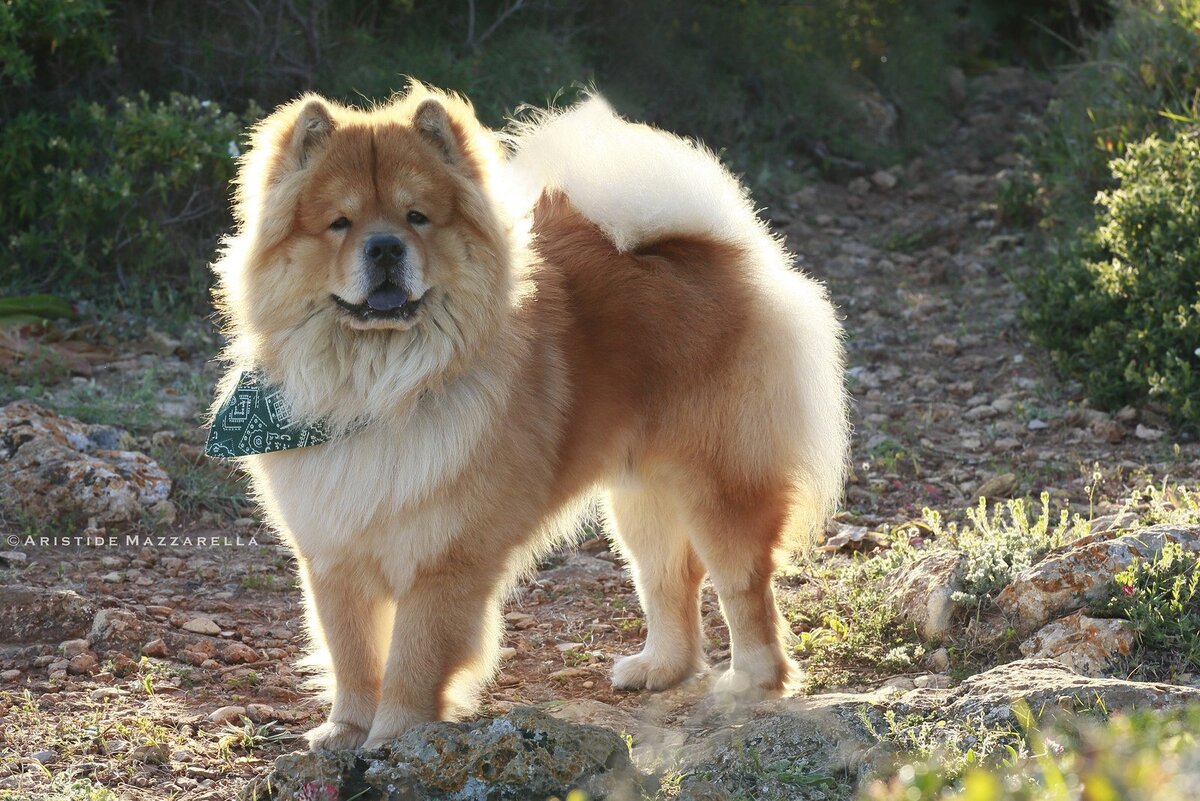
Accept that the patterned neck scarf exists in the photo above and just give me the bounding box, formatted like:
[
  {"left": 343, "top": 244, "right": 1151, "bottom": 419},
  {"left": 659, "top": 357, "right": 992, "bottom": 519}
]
[{"left": 205, "top": 370, "right": 332, "bottom": 458}]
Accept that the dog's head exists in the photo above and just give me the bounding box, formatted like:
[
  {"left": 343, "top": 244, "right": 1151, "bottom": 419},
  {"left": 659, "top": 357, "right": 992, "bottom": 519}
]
[{"left": 214, "top": 85, "right": 520, "bottom": 424}]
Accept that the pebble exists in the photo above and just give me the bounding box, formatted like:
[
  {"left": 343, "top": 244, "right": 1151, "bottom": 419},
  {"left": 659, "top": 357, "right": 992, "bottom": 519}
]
[
  {"left": 246, "top": 703, "right": 276, "bottom": 722},
  {"left": 90, "top": 687, "right": 124, "bottom": 701},
  {"left": 0, "top": 551, "right": 27, "bottom": 566},
  {"left": 1027, "top": 419, "right": 1049, "bottom": 430},
  {"left": 1, "top": 669, "right": 21, "bottom": 682},
  {"left": 146, "top": 605, "right": 174, "bottom": 618},
  {"left": 848, "top": 176, "right": 872, "bottom": 195},
  {"left": 555, "top": 642, "right": 585, "bottom": 653},
  {"left": 142, "top": 638, "right": 169, "bottom": 658},
  {"left": 67, "top": 653, "right": 98, "bottom": 675},
  {"left": 181, "top": 616, "right": 222, "bottom": 636},
  {"left": 582, "top": 680, "right": 595, "bottom": 689},
  {"left": 991, "top": 398, "right": 1015, "bottom": 413},
  {"left": 913, "top": 673, "right": 951, "bottom": 689},
  {"left": 207, "top": 705, "right": 246, "bottom": 725},
  {"left": 871, "top": 170, "right": 898, "bottom": 190},
  {"left": 498, "top": 647, "right": 517, "bottom": 661},
  {"left": 221, "top": 642, "right": 259, "bottom": 664},
  {"left": 60, "top": 639, "right": 90, "bottom": 658},
  {"left": 1134, "top": 424, "right": 1163, "bottom": 441},
  {"left": 927, "top": 647, "right": 951, "bottom": 672},
  {"left": 101, "top": 572, "right": 124, "bottom": 583},
  {"left": 504, "top": 611, "right": 538, "bottom": 630},
  {"left": 31, "top": 750, "right": 55, "bottom": 765}
]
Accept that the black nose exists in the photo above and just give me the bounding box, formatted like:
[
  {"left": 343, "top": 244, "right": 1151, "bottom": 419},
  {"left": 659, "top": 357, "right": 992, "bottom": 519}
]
[{"left": 364, "top": 235, "right": 405, "bottom": 267}]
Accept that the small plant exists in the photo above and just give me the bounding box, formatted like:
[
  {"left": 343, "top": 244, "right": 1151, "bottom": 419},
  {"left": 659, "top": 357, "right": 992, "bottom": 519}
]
[{"left": 1094, "top": 540, "right": 1200, "bottom": 674}]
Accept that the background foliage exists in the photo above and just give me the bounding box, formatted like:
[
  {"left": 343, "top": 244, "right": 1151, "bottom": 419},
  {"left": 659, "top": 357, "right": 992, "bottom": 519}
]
[
  {"left": 2, "top": 0, "right": 1097, "bottom": 316},
  {"left": 1018, "top": 0, "right": 1200, "bottom": 428}
]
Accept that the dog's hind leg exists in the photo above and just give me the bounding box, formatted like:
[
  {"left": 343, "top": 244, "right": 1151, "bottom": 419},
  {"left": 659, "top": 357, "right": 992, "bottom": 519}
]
[
  {"left": 687, "top": 483, "right": 798, "bottom": 698},
  {"left": 607, "top": 471, "right": 707, "bottom": 691}
]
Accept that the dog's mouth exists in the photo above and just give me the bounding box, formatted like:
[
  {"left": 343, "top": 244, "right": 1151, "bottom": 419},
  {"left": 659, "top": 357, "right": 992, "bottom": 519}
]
[{"left": 333, "top": 283, "right": 425, "bottom": 323}]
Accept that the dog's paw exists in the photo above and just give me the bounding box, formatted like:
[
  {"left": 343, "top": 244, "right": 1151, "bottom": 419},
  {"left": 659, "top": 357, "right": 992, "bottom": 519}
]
[
  {"left": 611, "top": 651, "right": 700, "bottom": 691},
  {"left": 711, "top": 654, "right": 797, "bottom": 701},
  {"left": 306, "top": 720, "right": 370, "bottom": 751}
]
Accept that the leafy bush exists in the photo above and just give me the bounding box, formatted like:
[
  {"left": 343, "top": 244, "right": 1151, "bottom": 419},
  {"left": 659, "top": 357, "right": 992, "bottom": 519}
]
[
  {"left": 0, "top": 0, "right": 113, "bottom": 99},
  {"left": 863, "top": 707, "right": 1200, "bottom": 801},
  {"left": 1095, "top": 540, "right": 1200, "bottom": 673},
  {"left": 1024, "top": 132, "right": 1200, "bottom": 426},
  {"left": 2, "top": 93, "right": 254, "bottom": 312}
]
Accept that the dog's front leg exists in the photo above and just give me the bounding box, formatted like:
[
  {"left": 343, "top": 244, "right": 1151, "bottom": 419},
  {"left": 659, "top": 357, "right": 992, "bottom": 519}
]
[
  {"left": 362, "top": 556, "right": 503, "bottom": 749},
  {"left": 302, "top": 559, "right": 393, "bottom": 751}
]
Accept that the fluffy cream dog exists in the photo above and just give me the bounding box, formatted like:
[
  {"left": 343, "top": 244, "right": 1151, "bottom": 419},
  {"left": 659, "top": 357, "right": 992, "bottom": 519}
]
[{"left": 210, "top": 83, "right": 848, "bottom": 751}]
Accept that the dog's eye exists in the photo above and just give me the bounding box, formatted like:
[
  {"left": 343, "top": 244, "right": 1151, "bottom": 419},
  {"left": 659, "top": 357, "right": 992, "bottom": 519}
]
[
  {"left": 407, "top": 210, "right": 429, "bottom": 226},
  {"left": 330, "top": 217, "right": 351, "bottom": 231}
]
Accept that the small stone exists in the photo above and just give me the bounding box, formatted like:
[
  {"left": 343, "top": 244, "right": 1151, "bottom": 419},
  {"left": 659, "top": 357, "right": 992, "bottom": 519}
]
[
  {"left": 61, "top": 639, "right": 90, "bottom": 658},
  {"left": 870, "top": 170, "right": 898, "bottom": 190},
  {"left": 1135, "top": 424, "right": 1163, "bottom": 441},
  {"left": 1116, "top": 406, "right": 1138, "bottom": 423},
  {"left": 974, "top": 473, "right": 1017, "bottom": 500},
  {"left": 146, "top": 605, "right": 173, "bottom": 618},
  {"left": 142, "top": 638, "right": 168, "bottom": 658},
  {"left": 504, "top": 611, "right": 538, "bottom": 630},
  {"left": 101, "top": 572, "right": 124, "bottom": 584},
  {"left": 31, "top": 750, "right": 55, "bottom": 765},
  {"left": 221, "top": 642, "right": 259, "bottom": 664},
  {"left": 246, "top": 703, "right": 276, "bottom": 722},
  {"left": 1, "top": 669, "right": 21, "bottom": 682},
  {"left": 913, "top": 674, "right": 951, "bottom": 689},
  {"left": 885, "top": 551, "right": 965, "bottom": 640},
  {"left": 90, "top": 687, "right": 123, "bottom": 701},
  {"left": 1028, "top": 419, "right": 1049, "bottom": 431},
  {"left": 498, "top": 647, "right": 517, "bottom": 661},
  {"left": 556, "top": 642, "right": 585, "bottom": 653},
  {"left": 928, "top": 647, "right": 951, "bottom": 672},
  {"left": 131, "top": 743, "right": 169, "bottom": 764},
  {"left": 931, "top": 334, "right": 959, "bottom": 355},
  {"left": 1020, "top": 611, "right": 1135, "bottom": 677},
  {"left": 549, "top": 667, "right": 590, "bottom": 681},
  {"left": 965, "top": 405, "right": 998, "bottom": 421},
  {"left": 991, "top": 398, "right": 1015, "bottom": 413},
  {"left": 0, "top": 551, "right": 27, "bottom": 566},
  {"left": 207, "top": 705, "right": 246, "bottom": 725},
  {"left": 848, "top": 176, "right": 872, "bottom": 195},
  {"left": 68, "top": 653, "right": 98, "bottom": 675},
  {"left": 582, "top": 680, "right": 595, "bottom": 689},
  {"left": 181, "top": 616, "right": 221, "bottom": 636},
  {"left": 1091, "top": 418, "right": 1125, "bottom": 443}
]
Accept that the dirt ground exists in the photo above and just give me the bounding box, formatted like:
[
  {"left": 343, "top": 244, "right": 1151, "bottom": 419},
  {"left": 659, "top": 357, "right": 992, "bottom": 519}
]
[{"left": 1, "top": 67, "right": 1197, "bottom": 800}]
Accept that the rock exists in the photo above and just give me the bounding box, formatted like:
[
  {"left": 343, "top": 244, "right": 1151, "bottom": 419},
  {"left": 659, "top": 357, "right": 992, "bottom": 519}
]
[
  {"left": 503, "top": 611, "right": 538, "bottom": 630},
  {"left": 142, "top": 638, "right": 169, "bottom": 658},
  {"left": 900, "top": 659, "right": 1200, "bottom": 722},
  {"left": 246, "top": 707, "right": 653, "bottom": 801},
  {"left": 67, "top": 653, "right": 98, "bottom": 675},
  {"left": 89, "top": 608, "right": 145, "bottom": 652},
  {"left": 498, "top": 647, "right": 517, "bottom": 661},
  {"left": 246, "top": 703, "right": 276, "bottom": 722},
  {"left": 1135, "top": 424, "right": 1164, "bottom": 441},
  {"left": 931, "top": 334, "right": 959, "bottom": 355},
  {"left": 0, "top": 401, "right": 171, "bottom": 524},
  {"left": 870, "top": 170, "right": 898, "bottom": 190},
  {"left": 1019, "top": 611, "right": 1135, "bottom": 677},
  {"left": 222, "top": 642, "right": 259, "bottom": 664},
  {"left": 1116, "top": 406, "right": 1138, "bottom": 423},
  {"left": 31, "top": 750, "right": 55, "bottom": 765},
  {"left": 885, "top": 551, "right": 965, "bottom": 639},
  {"left": 1, "top": 669, "right": 21, "bottom": 682},
  {"left": 60, "top": 639, "right": 90, "bottom": 658},
  {"left": 1028, "top": 419, "right": 1049, "bottom": 431},
  {"left": 101, "top": 571, "right": 124, "bottom": 584},
  {"left": 0, "top": 585, "right": 96, "bottom": 644},
  {"left": 182, "top": 616, "right": 222, "bottom": 636},
  {"left": 927, "top": 647, "right": 950, "bottom": 672},
  {"left": 848, "top": 177, "right": 872, "bottom": 195},
  {"left": 208, "top": 705, "right": 247, "bottom": 725},
  {"left": 974, "top": 473, "right": 1017, "bottom": 500},
  {"left": 0, "top": 551, "right": 27, "bottom": 566},
  {"left": 913, "top": 674, "right": 951, "bottom": 689},
  {"left": 90, "top": 687, "right": 124, "bottom": 701},
  {"left": 1091, "top": 418, "right": 1125, "bottom": 443},
  {"left": 993, "top": 525, "right": 1200, "bottom": 637}
]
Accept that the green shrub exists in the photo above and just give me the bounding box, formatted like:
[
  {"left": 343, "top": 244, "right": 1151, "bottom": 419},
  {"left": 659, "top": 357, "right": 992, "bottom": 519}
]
[
  {"left": 0, "top": 0, "right": 113, "bottom": 96},
  {"left": 2, "top": 93, "right": 255, "bottom": 313},
  {"left": 1095, "top": 540, "right": 1200, "bottom": 674},
  {"left": 1024, "top": 132, "right": 1200, "bottom": 426}
]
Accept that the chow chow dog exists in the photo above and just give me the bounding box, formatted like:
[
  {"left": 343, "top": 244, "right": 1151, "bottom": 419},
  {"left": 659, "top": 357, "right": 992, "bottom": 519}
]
[{"left": 210, "top": 82, "right": 848, "bottom": 751}]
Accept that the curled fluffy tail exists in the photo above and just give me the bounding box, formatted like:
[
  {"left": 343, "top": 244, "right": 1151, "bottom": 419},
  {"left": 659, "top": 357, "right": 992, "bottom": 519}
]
[{"left": 506, "top": 97, "right": 766, "bottom": 252}]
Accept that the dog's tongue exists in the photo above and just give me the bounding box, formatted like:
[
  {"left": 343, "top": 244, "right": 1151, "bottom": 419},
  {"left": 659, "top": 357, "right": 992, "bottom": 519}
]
[{"left": 366, "top": 284, "right": 409, "bottom": 312}]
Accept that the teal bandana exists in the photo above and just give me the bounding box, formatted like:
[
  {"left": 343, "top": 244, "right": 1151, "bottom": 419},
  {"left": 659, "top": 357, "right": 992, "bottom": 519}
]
[{"left": 205, "top": 370, "right": 332, "bottom": 458}]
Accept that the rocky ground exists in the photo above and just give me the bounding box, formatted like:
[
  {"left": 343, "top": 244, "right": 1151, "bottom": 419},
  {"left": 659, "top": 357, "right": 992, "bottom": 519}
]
[{"left": 0, "top": 68, "right": 1198, "bottom": 801}]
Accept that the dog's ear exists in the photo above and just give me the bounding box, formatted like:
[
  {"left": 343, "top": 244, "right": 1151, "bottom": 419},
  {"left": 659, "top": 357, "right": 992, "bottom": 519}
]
[
  {"left": 287, "top": 98, "right": 335, "bottom": 169},
  {"left": 414, "top": 98, "right": 468, "bottom": 167}
]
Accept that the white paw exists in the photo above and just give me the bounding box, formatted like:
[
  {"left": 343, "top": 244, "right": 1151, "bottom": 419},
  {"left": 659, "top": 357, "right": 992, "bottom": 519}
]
[
  {"left": 361, "top": 707, "right": 426, "bottom": 750},
  {"left": 306, "top": 720, "right": 369, "bottom": 751},
  {"left": 611, "top": 650, "right": 701, "bottom": 691}
]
